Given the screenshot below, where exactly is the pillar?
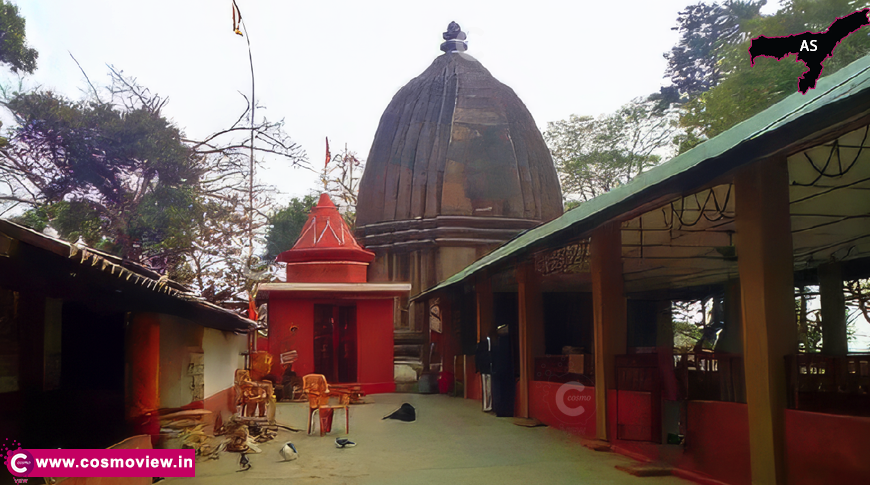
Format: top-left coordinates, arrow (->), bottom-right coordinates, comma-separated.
590,222 -> 627,441
716,280 -> 744,354
517,261 -> 544,418
475,274 -> 494,341
734,157 -> 797,485
409,251 -> 421,332
126,313 -> 160,420
17,292 -> 45,394
819,262 -> 848,356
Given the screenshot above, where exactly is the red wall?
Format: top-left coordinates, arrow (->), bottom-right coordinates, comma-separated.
529,381 -> 597,437
356,299 -> 395,394
785,410 -> 870,485
464,358 -> 481,401
268,296 -> 395,393
203,386 -> 235,430
268,298 -> 315,378
683,401 -> 751,485
605,390 -> 752,485
286,262 -> 368,283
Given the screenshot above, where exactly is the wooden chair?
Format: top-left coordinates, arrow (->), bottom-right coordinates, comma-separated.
234,369 -> 274,419
302,374 -> 349,436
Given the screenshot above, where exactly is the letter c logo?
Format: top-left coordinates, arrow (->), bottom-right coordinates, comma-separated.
7,450 -> 34,476
10,453 -> 27,473
555,381 -> 586,417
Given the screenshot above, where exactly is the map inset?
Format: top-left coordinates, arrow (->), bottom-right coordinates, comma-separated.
748,9 -> 870,94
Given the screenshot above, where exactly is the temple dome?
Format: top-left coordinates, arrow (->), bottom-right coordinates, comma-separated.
277,193 -> 374,283
356,32 -> 563,231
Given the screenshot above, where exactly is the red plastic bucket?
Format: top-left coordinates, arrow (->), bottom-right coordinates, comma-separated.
438,371 -> 454,394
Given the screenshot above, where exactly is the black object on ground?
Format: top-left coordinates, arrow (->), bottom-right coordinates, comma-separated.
382,403 -> 416,422
335,438 -> 356,448
237,453 -> 251,472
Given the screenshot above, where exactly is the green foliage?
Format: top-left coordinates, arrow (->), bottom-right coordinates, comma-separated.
676,0 -> 870,151
665,1 -> 765,97
264,195 -> 317,261
2,88 -> 200,274
1,62 -> 306,304
13,200 -> 106,247
671,300 -> 706,352
0,1 -> 37,74
545,96 -> 678,204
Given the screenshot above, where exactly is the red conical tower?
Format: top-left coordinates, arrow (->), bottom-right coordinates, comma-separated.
276,193 -> 375,283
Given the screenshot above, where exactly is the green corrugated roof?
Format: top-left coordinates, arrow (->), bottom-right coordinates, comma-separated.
413,54 -> 870,301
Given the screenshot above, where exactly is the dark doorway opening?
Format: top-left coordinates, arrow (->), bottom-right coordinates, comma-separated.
314,304 -> 357,383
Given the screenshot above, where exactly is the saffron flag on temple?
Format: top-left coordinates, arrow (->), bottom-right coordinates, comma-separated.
248,298 -> 258,320
325,137 -> 331,168
232,1 -> 243,36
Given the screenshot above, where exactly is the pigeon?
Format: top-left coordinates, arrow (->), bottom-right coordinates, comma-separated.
335,438 -> 356,448
279,442 -> 298,461
237,453 -> 251,472
382,403 -> 416,422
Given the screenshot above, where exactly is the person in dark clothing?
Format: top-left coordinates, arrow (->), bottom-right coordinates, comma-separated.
491,325 -> 515,417
475,336 -> 493,411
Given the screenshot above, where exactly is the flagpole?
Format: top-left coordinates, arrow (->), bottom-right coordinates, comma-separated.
233,2 -> 259,351
232,0 -> 256,286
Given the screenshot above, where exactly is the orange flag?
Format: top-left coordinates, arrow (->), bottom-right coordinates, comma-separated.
248,297 -> 258,321
325,137 -> 331,168
232,1 -> 243,36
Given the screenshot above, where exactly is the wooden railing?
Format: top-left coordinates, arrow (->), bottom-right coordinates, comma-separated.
615,354 -> 661,442
533,355 -> 594,385
786,354 -> 870,416
674,352 -> 745,403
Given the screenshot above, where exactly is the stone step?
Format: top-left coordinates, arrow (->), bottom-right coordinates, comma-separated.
394,331 -> 426,345
394,344 -> 423,358
614,464 -> 672,477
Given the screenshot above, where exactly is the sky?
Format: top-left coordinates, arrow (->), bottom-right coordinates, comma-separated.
9,1 -> 870,350
8,0 -> 778,203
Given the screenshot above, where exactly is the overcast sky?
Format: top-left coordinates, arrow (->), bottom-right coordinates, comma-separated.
11,1 -> 870,350
7,0 -> 777,202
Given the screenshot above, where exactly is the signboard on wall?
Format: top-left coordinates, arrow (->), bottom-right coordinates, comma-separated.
429,298 -> 442,333
280,350 -> 298,365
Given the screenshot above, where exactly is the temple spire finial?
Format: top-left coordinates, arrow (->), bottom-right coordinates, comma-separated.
440,21 -> 467,53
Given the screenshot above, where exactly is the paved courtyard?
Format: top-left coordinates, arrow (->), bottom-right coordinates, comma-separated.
167,393 -> 691,485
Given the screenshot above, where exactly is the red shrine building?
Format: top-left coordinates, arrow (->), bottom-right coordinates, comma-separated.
259,194 -> 410,394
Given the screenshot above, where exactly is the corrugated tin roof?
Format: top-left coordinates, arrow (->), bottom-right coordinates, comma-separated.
413,54 -> 870,301
0,219 -> 254,333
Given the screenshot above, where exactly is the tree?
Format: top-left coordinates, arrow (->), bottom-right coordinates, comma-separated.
545,96 -> 679,204
2,67 -> 307,303
664,1 -> 765,98
674,0 -> 870,151
321,144 -> 364,229
671,300 -> 707,352
263,195 -> 317,261
3,88 -> 200,273
0,1 -> 37,74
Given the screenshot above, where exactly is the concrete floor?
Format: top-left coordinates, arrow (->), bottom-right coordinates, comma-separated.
166,393 -> 691,485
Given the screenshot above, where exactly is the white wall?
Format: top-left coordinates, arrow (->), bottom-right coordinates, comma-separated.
158,314 -> 203,409
203,327 -> 247,398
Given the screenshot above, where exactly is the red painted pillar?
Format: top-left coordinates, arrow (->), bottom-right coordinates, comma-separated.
517,261 -> 544,419
126,313 -> 160,438
476,274 -> 494,341
734,156 -> 797,485
591,222 -> 627,441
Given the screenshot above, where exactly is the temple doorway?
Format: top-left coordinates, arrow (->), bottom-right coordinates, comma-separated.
313,304 -> 358,383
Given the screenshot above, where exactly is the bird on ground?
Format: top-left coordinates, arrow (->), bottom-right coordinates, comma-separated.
279,442 -> 299,461
335,438 -> 356,448
237,453 -> 251,472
